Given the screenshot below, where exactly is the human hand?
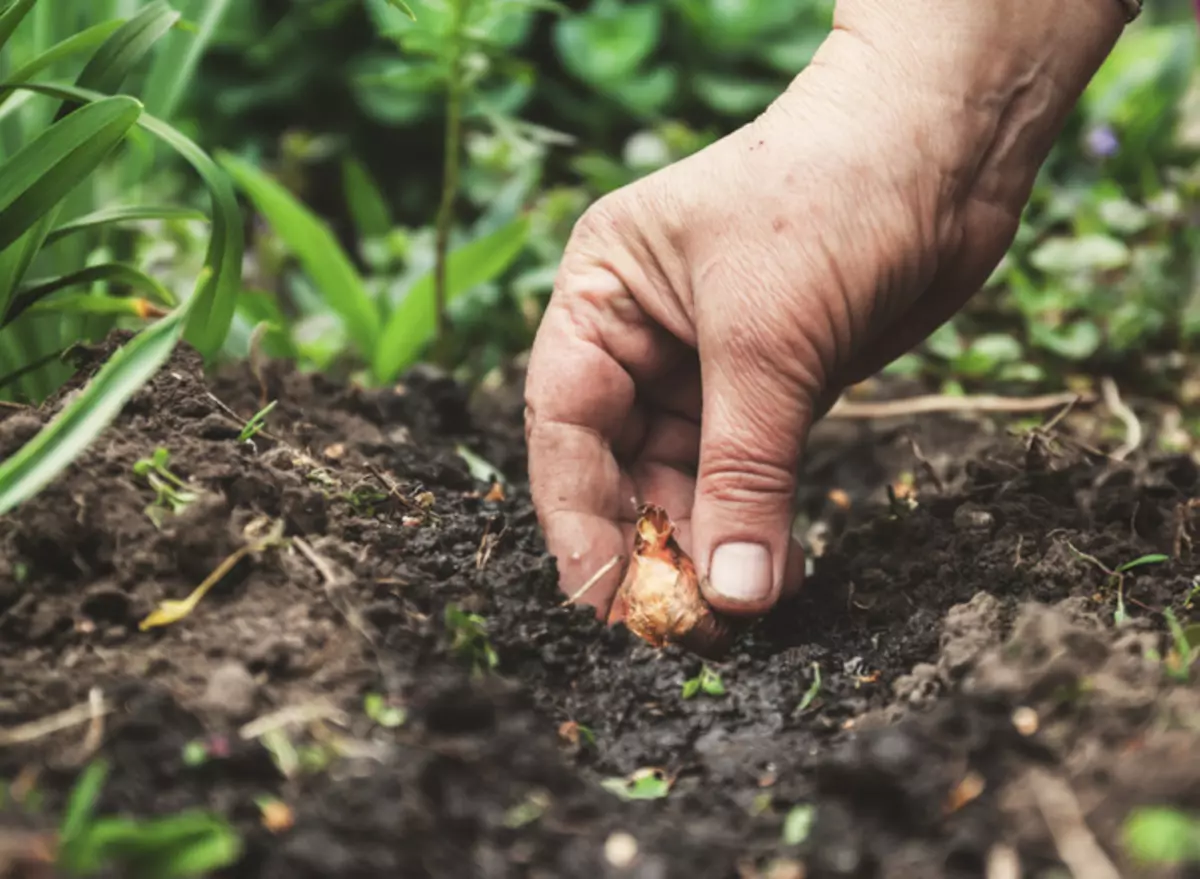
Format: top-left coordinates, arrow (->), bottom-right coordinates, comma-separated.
524,0 -> 1125,623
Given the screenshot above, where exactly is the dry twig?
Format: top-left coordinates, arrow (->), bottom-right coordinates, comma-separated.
1099,377 -> 1142,461
562,554 -> 623,607
0,697 -> 113,748
827,391 -> 1094,420
1026,768 -> 1120,879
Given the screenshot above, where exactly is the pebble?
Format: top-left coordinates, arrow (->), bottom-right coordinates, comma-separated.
200,662 -> 258,719
604,831 -> 639,869
953,504 -> 995,532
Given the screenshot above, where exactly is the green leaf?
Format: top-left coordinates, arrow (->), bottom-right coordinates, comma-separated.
681,678 -> 700,699
0,0 -> 39,53
218,151 -> 380,361
383,0 -> 416,20
374,215 -> 529,382
553,0 -> 662,84
0,95 -> 141,319
5,263 -> 175,327
1116,553 -> 1169,573
0,20 -> 126,113
143,0 -> 236,122
600,768 -> 671,801
1029,234 -> 1131,275
73,1 -> 180,97
21,294 -> 166,321
0,276 -> 201,517
1122,806 -> 1200,865
342,156 -> 392,240
64,811 -> 241,878
782,804 -> 815,846
1029,320 -> 1102,361
60,760 -> 109,847
46,205 -> 207,245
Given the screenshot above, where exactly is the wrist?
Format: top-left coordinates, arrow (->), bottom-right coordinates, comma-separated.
782,0 -> 1124,216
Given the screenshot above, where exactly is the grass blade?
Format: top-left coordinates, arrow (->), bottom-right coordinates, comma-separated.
218,150 -> 381,361
373,215 -> 529,382
46,204 -> 207,245
73,0 -> 180,96
0,274 -> 203,517
13,82 -> 244,357
21,294 -> 167,320
143,0 -> 235,122
0,95 -> 142,316
0,20 -> 126,113
0,0 -> 39,53
4,262 -> 176,327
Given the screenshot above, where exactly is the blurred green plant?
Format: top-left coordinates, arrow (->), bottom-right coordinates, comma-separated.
0,0 -> 241,516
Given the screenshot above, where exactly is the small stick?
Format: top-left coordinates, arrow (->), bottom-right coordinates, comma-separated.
1099,377 -> 1142,461
562,554 -> 623,607
239,701 -> 349,741
826,391 -> 1094,420
0,697 -> 113,747
1026,768 -> 1121,879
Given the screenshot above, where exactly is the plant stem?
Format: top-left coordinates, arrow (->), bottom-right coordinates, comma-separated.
433,0 -> 469,350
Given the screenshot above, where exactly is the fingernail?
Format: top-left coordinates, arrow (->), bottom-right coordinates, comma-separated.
708,542 -> 773,603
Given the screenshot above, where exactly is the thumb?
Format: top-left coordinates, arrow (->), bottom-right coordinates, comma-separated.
691,326 -> 821,616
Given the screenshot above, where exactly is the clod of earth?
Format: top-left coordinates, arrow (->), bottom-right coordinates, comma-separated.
608,504 -> 736,660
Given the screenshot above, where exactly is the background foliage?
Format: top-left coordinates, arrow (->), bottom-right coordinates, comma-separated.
3,0 -> 1200,480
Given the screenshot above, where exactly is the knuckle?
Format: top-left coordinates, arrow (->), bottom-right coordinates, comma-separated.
698,449 -> 795,512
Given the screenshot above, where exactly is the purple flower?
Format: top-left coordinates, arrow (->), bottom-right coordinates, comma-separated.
1085,125 -> 1119,159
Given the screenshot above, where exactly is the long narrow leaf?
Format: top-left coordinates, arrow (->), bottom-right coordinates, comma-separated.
73,1 -> 180,95
374,215 -> 529,382
0,95 -> 142,320
13,82 -> 244,357
0,20 -> 125,112
0,273 -> 204,517
143,0 -> 235,122
218,151 -> 380,360
5,262 -> 175,327
22,294 -> 166,320
46,205 -> 207,245
0,0 -> 38,53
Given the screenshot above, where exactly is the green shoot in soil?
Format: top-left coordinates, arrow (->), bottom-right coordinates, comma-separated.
445,603 -> 498,675
793,662 -> 822,717
682,664 -> 726,699
1161,608 -> 1200,682
57,759 -> 240,878
364,692 -> 407,728
133,446 -> 197,527
237,399 -> 277,442
1066,544 -> 1168,626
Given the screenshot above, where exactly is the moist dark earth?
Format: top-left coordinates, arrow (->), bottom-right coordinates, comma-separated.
2,333 -> 1200,878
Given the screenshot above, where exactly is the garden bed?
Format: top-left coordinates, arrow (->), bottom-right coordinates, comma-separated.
1,334 -> 1199,878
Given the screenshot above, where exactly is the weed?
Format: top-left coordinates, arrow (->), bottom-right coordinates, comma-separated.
364,692 -> 407,728
237,399 -> 277,442
1066,544 -> 1168,625
1161,607 -> 1200,682
1123,805 -> 1200,865
445,602 -> 499,675
132,446 -> 198,527
56,759 -> 241,877
793,662 -> 822,717
681,664 -> 726,699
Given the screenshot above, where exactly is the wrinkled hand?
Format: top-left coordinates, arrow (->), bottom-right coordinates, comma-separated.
524,0 -> 1124,621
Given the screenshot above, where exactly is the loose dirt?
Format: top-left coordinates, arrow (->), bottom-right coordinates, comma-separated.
1,333 -> 1199,878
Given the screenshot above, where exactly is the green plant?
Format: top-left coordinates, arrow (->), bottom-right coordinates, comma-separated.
0,0 -> 243,518
237,398 -> 276,441
1123,805 -> 1200,866
1066,545 -> 1168,626
1161,607 -> 1200,682
57,759 -> 241,877
132,445 -> 197,525
681,664 -> 725,699
444,602 -> 499,674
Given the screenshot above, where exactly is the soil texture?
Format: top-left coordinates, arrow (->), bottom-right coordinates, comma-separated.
2,333 -> 1200,878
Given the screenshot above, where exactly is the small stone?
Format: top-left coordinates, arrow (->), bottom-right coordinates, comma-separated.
200,662 -> 258,719
604,831 -> 639,869
953,504 -> 995,532
1011,706 -> 1039,736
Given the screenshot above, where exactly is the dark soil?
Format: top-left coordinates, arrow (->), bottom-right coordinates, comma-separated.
2,334 -> 1200,879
